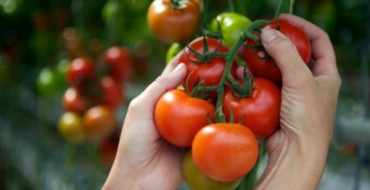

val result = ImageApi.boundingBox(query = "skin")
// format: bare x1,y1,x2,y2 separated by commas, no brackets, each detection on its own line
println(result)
102,14,341,190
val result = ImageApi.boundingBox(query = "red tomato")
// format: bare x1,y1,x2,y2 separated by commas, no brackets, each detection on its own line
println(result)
223,78,281,138
62,87,92,113
99,130,120,167
154,89,216,147
104,46,133,81
100,76,124,109
147,0,201,44
192,123,259,182
67,57,95,88
179,37,237,97
245,19,311,84
83,105,117,142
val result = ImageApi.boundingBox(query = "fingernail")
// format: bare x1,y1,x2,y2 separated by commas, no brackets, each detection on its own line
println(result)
261,28,279,44
172,63,186,74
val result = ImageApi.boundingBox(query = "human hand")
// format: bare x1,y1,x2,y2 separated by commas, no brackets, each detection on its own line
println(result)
236,14,341,189
102,57,187,190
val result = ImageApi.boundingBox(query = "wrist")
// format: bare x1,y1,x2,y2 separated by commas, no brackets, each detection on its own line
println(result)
255,136,329,190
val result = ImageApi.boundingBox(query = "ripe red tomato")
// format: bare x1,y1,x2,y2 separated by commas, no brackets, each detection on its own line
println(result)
222,78,281,138
104,46,133,81
179,37,237,96
154,89,216,147
62,87,92,113
147,0,201,44
182,150,241,190
192,123,259,182
99,76,124,109
99,130,120,167
83,105,117,142
67,57,95,88
245,19,311,84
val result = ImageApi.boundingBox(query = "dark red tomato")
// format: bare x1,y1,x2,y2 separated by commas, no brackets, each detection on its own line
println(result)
100,76,124,109
99,129,120,167
192,123,259,182
67,57,95,88
62,87,92,113
154,89,216,147
179,37,237,96
222,78,281,138
245,19,311,84
104,46,133,81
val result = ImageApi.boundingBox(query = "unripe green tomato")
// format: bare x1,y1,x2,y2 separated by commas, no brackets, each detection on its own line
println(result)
37,67,64,97
166,42,183,64
182,150,241,190
210,12,252,48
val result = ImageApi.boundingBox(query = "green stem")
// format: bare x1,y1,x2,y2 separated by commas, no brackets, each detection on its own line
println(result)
201,0,210,30
274,0,295,19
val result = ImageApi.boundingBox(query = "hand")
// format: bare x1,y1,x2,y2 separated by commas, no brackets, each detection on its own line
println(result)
238,14,341,189
102,57,187,190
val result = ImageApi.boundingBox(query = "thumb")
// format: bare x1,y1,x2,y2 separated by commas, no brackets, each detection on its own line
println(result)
261,28,312,84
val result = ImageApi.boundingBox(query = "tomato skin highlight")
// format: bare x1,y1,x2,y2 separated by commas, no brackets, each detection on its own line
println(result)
66,57,95,88
104,46,133,81
223,78,281,138
192,123,259,182
147,0,201,44
245,19,312,84
154,89,216,147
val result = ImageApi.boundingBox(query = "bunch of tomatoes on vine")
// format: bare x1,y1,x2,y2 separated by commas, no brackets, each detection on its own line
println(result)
147,0,311,189
57,45,132,166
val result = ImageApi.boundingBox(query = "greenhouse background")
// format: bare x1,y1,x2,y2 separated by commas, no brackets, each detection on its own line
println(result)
0,0,369,189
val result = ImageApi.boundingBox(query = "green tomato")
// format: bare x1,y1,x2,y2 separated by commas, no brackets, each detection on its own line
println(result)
210,12,252,48
182,150,241,190
36,67,64,97
166,43,183,64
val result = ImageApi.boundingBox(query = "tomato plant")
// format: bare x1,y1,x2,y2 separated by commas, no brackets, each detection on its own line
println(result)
209,12,252,48
223,78,281,138
147,0,201,44
192,123,259,182
104,46,133,81
67,57,95,88
183,150,241,190
154,89,216,147
244,19,311,84
58,112,85,143
179,37,237,96
83,105,117,142
99,76,124,109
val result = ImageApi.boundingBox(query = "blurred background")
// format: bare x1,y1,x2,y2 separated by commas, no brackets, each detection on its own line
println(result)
0,0,369,189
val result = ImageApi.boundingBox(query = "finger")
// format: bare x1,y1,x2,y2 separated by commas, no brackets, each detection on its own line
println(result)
161,49,183,75
131,63,187,116
279,14,338,77
261,28,312,84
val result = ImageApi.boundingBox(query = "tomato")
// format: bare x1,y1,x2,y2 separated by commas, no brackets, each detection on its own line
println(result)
179,37,237,96
192,123,259,182
66,57,95,88
62,87,93,113
210,12,252,48
154,89,216,147
183,150,241,190
245,19,311,84
99,129,120,167
104,46,133,81
223,78,281,138
37,67,64,97
83,105,117,142
147,0,201,44
166,42,183,64
99,76,124,109
58,112,85,143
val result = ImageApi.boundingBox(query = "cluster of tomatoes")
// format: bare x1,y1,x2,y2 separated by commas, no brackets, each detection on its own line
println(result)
147,0,311,189
57,46,132,165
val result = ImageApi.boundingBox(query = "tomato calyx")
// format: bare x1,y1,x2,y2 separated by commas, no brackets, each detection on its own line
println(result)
185,36,227,64
169,0,191,9
227,68,254,99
